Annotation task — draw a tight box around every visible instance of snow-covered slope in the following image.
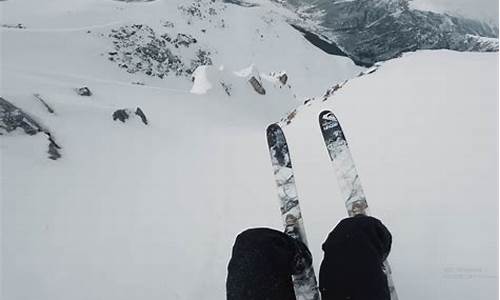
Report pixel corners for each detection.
[284,50,498,300]
[1,0,362,98]
[1,0,498,300]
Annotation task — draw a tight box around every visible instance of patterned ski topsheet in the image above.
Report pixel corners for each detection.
[318,110,398,300]
[266,123,320,300]
[318,110,369,216]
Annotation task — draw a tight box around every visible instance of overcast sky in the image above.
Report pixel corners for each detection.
[411,0,499,26]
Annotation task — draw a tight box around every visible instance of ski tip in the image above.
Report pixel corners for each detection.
[266,123,285,138]
[266,123,281,134]
[319,110,336,121]
[266,123,281,144]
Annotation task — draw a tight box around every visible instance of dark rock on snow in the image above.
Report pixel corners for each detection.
[220,82,232,96]
[0,97,41,135]
[135,107,148,125]
[108,24,213,78]
[113,107,148,125]
[47,139,62,160]
[278,73,288,85]
[33,93,55,114]
[0,97,62,160]
[113,109,130,123]
[223,0,259,8]
[249,76,266,95]
[76,87,92,96]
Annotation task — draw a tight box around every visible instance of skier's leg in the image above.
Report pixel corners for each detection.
[226,228,312,300]
[319,215,392,300]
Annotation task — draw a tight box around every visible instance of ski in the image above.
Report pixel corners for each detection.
[266,123,320,300]
[318,110,398,300]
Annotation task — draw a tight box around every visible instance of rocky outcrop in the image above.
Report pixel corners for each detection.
[107,1,227,79]
[248,76,266,95]
[108,24,212,78]
[220,82,232,96]
[178,0,226,23]
[135,108,148,125]
[0,97,41,135]
[0,97,61,160]
[278,73,288,85]
[76,87,92,96]
[112,107,148,125]
[223,0,258,7]
[112,109,130,123]
[33,94,55,114]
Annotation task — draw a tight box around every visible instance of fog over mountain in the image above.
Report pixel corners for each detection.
[411,0,499,26]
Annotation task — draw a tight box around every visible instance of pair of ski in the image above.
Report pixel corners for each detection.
[266,110,398,300]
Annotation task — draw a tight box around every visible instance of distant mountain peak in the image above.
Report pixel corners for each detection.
[277,0,498,66]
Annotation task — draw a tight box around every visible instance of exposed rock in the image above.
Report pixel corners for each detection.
[291,24,348,58]
[178,0,225,20]
[220,82,232,96]
[278,73,288,85]
[0,97,62,160]
[282,109,297,125]
[248,76,266,95]
[33,93,55,114]
[190,49,213,73]
[322,80,348,101]
[0,98,40,134]
[162,21,175,28]
[223,0,259,8]
[48,137,62,160]
[113,107,148,125]
[268,71,289,87]
[113,109,130,123]
[178,2,204,18]
[76,87,92,96]
[177,0,227,28]
[108,24,213,78]
[135,107,148,125]
[172,33,197,48]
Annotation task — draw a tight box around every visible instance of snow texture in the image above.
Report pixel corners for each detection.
[190,66,213,94]
[1,0,498,300]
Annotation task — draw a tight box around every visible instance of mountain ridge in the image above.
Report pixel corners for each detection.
[274,0,498,65]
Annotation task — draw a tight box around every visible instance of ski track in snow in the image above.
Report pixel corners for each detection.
[0,21,125,32]
[8,67,193,95]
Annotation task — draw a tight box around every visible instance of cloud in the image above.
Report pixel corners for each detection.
[411,0,499,26]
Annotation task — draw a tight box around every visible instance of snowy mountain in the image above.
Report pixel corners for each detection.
[277,0,499,66]
[0,0,365,159]
[1,0,498,300]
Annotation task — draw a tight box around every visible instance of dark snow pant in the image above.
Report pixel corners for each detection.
[226,215,392,300]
